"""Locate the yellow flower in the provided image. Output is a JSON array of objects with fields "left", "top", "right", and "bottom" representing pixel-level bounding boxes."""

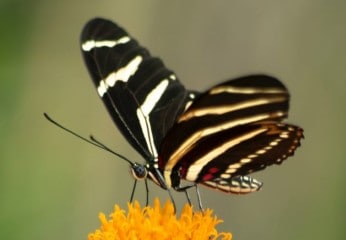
[{"left": 88, "top": 198, "right": 232, "bottom": 240}]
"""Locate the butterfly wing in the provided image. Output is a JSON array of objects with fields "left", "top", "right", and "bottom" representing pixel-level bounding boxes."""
[
  {"left": 160, "top": 75, "right": 304, "bottom": 192},
  {"left": 192, "top": 122, "right": 303, "bottom": 193},
  {"left": 81, "top": 18, "right": 192, "bottom": 160},
  {"left": 80, "top": 19, "right": 304, "bottom": 194}
]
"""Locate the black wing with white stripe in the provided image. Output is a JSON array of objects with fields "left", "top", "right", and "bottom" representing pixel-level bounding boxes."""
[
  {"left": 160, "top": 75, "right": 304, "bottom": 193},
  {"left": 81, "top": 18, "right": 191, "bottom": 161}
]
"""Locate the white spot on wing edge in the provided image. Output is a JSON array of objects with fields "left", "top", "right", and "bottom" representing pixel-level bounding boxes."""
[
  {"left": 98, "top": 56, "right": 143, "bottom": 97},
  {"left": 82, "top": 36, "right": 131, "bottom": 51},
  {"left": 97, "top": 80, "right": 108, "bottom": 96},
  {"left": 169, "top": 74, "right": 176, "bottom": 81},
  {"left": 220, "top": 173, "right": 231, "bottom": 179},
  {"left": 226, "top": 168, "right": 237, "bottom": 174}
]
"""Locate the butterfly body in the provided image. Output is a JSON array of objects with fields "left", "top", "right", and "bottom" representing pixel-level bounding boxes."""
[{"left": 81, "top": 18, "right": 303, "bottom": 195}]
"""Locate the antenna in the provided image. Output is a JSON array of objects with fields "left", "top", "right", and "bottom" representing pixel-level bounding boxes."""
[
  {"left": 43, "top": 112, "right": 133, "bottom": 165},
  {"left": 44, "top": 112, "right": 178, "bottom": 211}
]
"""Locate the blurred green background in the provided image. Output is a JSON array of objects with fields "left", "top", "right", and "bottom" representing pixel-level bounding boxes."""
[{"left": 1, "top": 0, "right": 345, "bottom": 239}]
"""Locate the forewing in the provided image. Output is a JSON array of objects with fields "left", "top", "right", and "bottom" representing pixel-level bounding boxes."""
[{"left": 81, "top": 18, "right": 190, "bottom": 160}]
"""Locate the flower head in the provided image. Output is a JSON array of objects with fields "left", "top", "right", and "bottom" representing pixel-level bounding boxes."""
[{"left": 88, "top": 198, "right": 232, "bottom": 240}]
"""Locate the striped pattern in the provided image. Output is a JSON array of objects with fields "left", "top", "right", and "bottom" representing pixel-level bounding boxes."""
[
  {"left": 80, "top": 18, "right": 304, "bottom": 195},
  {"left": 81, "top": 18, "right": 192, "bottom": 163},
  {"left": 160, "top": 76, "right": 303, "bottom": 193}
]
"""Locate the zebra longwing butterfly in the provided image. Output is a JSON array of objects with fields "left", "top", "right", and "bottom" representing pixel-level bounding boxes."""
[{"left": 81, "top": 18, "right": 303, "bottom": 195}]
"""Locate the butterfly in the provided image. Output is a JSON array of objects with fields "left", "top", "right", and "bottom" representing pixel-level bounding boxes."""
[{"left": 80, "top": 18, "right": 303, "bottom": 200}]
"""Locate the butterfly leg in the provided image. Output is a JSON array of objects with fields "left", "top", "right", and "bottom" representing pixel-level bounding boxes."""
[
  {"left": 194, "top": 185, "right": 204, "bottom": 211},
  {"left": 183, "top": 188, "right": 192, "bottom": 206},
  {"left": 145, "top": 179, "right": 149, "bottom": 206},
  {"left": 150, "top": 168, "right": 177, "bottom": 211},
  {"left": 165, "top": 188, "right": 177, "bottom": 212},
  {"left": 130, "top": 179, "right": 138, "bottom": 203},
  {"left": 175, "top": 184, "right": 204, "bottom": 210}
]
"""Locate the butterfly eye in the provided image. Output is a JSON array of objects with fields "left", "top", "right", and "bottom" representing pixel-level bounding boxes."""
[{"left": 131, "top": 163, "right": 148, "bottom": 180}]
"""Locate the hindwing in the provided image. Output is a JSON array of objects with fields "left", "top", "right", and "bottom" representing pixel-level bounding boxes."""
[{"left": 160, "top": 75, "right": 304, "bottom": 192}]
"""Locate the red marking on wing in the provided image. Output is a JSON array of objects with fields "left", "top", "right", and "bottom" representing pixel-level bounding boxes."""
[
  {"left": 208, "top": 167, "right": 219, "bottom": 173},
  {"left": 201, "top": 167, "right": 220, "bottom": 181},
  {"left": 202, "top": 173, "right": 214, "bottom": 181}
]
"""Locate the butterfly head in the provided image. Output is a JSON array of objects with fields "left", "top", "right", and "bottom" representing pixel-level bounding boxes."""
[{"left": 131, "top": 163, "right": 148, "bottom": 180}]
